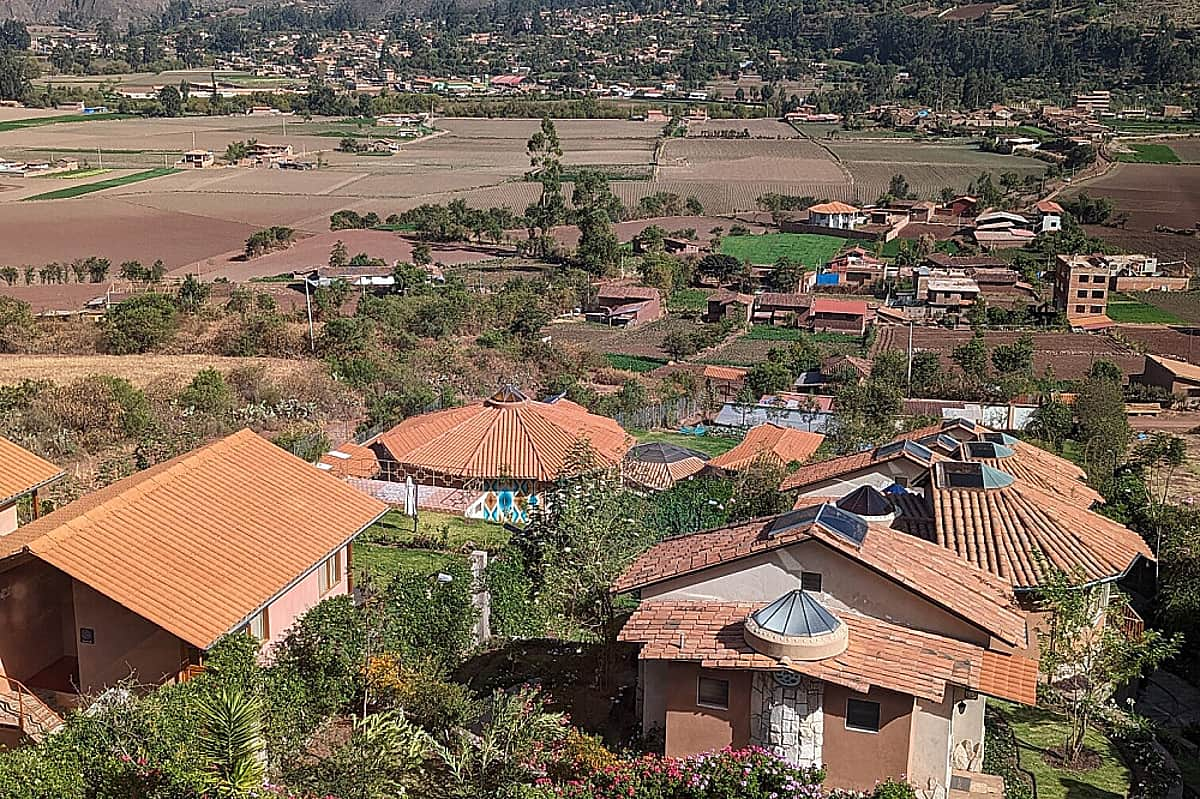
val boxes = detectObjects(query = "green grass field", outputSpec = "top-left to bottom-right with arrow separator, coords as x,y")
998,703 -> 1129,799
1116,143 -> 1181,164
746,325 -> 861,344
354,509 -> 508,583
605,353 -> 668,372
668,288 -> 711,312
1106,293 -> 1185,324
23,168 -> 177,201
720,233 -> 845,267
630,429 -> 741,457
0,113 -> 134,132
38,168 -> 110,180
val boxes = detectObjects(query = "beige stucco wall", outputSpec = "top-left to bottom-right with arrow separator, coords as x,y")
645,539 -> 990,647
907,688 -> 987,796
798,459 -> 930,500
73,581 -> 185,693
0,502 -> 17,536
823,684 -> 914,791
0,558 -> 74,682
663,662 -> 751,757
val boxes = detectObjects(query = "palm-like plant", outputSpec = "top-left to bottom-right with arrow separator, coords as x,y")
196,685 -> 266,798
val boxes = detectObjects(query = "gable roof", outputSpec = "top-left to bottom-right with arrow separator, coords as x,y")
708,424 -> 824,472
0,430 -> 387,650
811,297 -> 869,316
372,389 -> 634,483
779,439 -> 939,492
317,441 -> 381,479
619,600 -> 1035,704
809,201 -> 860,214
0,437 -> 64,506
1148,354 -> 1200,384
614,509 -> 1027,647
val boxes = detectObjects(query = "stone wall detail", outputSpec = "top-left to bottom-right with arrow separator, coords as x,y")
749,672 -> 824,766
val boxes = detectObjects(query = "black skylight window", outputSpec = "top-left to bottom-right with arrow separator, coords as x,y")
940,461 -> 1015,490
764,503 -> 868,547
962,441 -> 1016,460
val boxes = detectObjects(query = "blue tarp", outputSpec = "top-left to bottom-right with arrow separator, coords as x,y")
816,273 -> 840,285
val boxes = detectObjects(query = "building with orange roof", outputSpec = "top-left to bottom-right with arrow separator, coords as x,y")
805,201 -> 864,230
0,430 -> 386,712
0,437 -> 63,535
707,423 -> 823,473
365,387 -> 634,522
614,504 -> 1036,793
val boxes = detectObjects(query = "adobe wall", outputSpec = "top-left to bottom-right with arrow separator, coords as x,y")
73,581 -> 183,693
0,559 -> 73,682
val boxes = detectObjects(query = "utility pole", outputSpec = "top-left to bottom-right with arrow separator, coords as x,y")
304,277 -> 316,352
906,321 -> 914,391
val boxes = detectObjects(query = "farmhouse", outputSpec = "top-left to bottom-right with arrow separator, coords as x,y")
0,437 -> 63,535
585,284 -> 663,326
1033,200 -> 1063,234
1134,355 -> 1200,406
1053,254 -> 1112,326
807,297 -> 872,335
177,149 -> 215,169
703,290 -> 753,323
614,503 -> 1036,794
821,247 -> 886,288
0,430 -> 386,741
752,292 -> 809,326
363,387 -> 634,522
917,271 -> 980,313
804,201 -> 864,231
972,211 -> 1036,249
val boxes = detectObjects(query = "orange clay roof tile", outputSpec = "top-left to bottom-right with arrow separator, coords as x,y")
614,512 -> 1027,647
317,442 -> 381,479
372,392 -> 633,482
0,437 -> 64,505
709,424 -> 824,472
619,600 -> 1035,704
0,429 -> 387,650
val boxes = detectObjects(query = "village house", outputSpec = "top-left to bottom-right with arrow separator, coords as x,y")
1134,355 -> 1200,407
622,442 -> 711,491
804,202 -> 864,231
1053,254 -> 1113,329
808,297 -> 872,336
972,211 -> 1036,250
820,248 -> 887,288
585,284 -> 663,326
177,149 -> 215,169
752,292 -> 810,326
0,437 -> 63,536
614,501 -> 1037,796
0,430 -> 386,743
361,387 -> 633,522
917,271 -> 981,314
1033,200 -> 1063,234
703,290 -> 753,324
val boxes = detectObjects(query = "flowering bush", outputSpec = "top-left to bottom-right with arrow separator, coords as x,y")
542,746 -> 827,799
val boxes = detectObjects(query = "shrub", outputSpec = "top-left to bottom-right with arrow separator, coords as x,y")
486,547 -> 546,638
872,778 -> 918,799
0,295 -> 35,353
364,653 -> 477,731
272,423 -> 331,463
102,293 -> 178,354
178,368 -> 235,415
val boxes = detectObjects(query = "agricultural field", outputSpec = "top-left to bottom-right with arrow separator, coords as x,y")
1115,143 -> 1181,164
1106,293 -> 1185,324
1117,326 -> 1200,364
686,118 -> 799,138
719,232 -> 846,267
659,138 -> 846,183
874,326 -> 1145,380
23,168 -> 177,201
1071,163 -> 1200,265
0,353 -> 315,387
546,316 -> 700,360
1123,291 -> 1200,324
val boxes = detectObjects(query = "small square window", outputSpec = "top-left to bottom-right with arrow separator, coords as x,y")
846,698 -> 881,732
801,572 -> 823,592
697,676 -> 730,710
247,609 -> 269,642
1091,290 -> 1104,299
1091,306 -> 1103,314
1076,290 -> 1087,298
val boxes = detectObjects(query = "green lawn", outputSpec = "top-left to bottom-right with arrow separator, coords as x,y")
746,325 -> 861,345
1016,125 -> 1057,140
0,112 -> 134,132
1116,143 -> 1181,164
23,168 -> 177,201
37,168 -> 110,180
1106,293 -> 1185,324
1000,703 -> 1130,799
354,509 -> 508,583
630,428 -> 742,457
720,233 -> 845,267
668,288 -> 711,312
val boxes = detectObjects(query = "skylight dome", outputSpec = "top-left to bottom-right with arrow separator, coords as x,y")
743,589 -> 848,661
960,441 -> 1016,460
938,461 -> 1015,490
836,485 -> 897,523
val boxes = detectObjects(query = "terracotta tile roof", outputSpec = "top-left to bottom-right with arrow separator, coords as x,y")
0,430 -> 388,650
614,511 -> 1027,646
1148,354 -> 1200,384
1066,313 -> 1115,331
810,297 -> 869,316
372,390 -> 634,483
980,650 -> 1038,705
779,442 -> 939,492
924,471 -> 1151,589
756,292 -> 810,309
809,201 -> 860,214
973,440 -> 1102,506
622,449 -> 708,491
317,442 -> 381,479
0,437 -> 64,505
708,424 -> 824,472
702,365 -> 747,382
619,600 -> 1034,704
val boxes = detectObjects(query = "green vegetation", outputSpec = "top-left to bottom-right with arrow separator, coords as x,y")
354,509 -> 509,583
44,168 -> 110,180
0,112 -> 133,132
355,543 -> 456,580
1015,125 -> 1057,139
604,353 -> 667,372
1106,293 -> 1184,324
746,325 -> 860,344
719,233 -> 845,267
998,703 -> 1130,799
22,168 -> 176,201
1115,143 -> 1181,164
667,288 -> 711,312
631,428 -> 741,456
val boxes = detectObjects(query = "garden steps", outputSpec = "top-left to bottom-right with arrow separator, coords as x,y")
0,679 -> 64,742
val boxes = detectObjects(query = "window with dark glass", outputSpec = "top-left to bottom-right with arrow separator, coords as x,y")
697,676 -> 730,709
801,571 -> 823,592
846,698 -> 881,732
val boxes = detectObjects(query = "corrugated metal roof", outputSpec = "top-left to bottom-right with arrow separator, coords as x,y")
0,437 -> 64,506
0,430 -> 387,649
